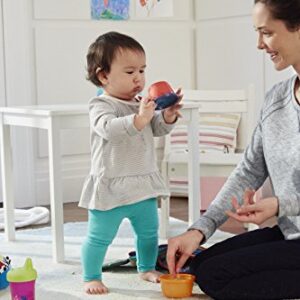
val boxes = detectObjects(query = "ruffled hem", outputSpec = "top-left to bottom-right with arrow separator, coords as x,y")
79,172 -> 170,210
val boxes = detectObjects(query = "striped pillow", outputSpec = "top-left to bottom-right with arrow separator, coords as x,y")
170,113 -> 241,153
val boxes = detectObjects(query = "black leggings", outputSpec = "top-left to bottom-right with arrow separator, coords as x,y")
190,226 -> 300,300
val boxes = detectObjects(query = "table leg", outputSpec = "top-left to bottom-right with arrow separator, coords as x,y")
48,117 -> 64,262
159,196 -> 170,239
187,108 -> 200,226
159,156 -> 169,238
0,114 -> 15,240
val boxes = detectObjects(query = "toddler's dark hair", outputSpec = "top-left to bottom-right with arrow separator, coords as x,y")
86,31 -> 145,87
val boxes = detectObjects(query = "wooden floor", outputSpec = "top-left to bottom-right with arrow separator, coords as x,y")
10,196 -> 275,235
61,197 -> 256,235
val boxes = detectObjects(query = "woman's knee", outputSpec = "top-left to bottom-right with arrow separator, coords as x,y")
193,256 -> 232,297
193,259 -> 215,287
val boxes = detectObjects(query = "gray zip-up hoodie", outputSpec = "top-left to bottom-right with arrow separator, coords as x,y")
190,75 -> 300,242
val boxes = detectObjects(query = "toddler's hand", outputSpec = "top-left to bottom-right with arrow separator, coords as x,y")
163,88 -> 183,124
134,97 -> 156,130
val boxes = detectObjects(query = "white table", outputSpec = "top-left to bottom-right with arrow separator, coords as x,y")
0,103 -> 200,262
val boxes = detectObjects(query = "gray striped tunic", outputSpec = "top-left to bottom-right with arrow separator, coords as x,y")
79,95 -> 174,210
191,75 -> 300,242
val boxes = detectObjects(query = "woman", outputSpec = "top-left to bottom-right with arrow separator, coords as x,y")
167,1 -> 300,299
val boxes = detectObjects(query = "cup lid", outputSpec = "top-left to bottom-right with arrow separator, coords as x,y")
148,81 -> 174,99
7,258 -> 37,282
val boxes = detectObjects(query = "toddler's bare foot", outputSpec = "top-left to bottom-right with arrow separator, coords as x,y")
140,270 -> 162,283
84,280 -> 109,295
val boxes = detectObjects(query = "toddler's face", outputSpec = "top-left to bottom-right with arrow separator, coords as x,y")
101,49 -> 146,100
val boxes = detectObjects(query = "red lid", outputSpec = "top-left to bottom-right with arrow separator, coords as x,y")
148,81 -> 174,99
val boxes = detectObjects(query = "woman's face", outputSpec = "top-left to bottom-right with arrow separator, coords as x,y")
253,2 -> 300,72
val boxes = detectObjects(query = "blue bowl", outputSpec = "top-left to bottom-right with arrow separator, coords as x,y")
0,268 -> 9,290
155,93 -> 179,110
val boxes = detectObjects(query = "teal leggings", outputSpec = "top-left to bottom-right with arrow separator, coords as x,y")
81,198 -> 158,281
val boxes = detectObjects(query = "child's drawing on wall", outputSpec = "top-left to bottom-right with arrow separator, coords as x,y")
136,0 -> 173,18
91,0 -> 129,20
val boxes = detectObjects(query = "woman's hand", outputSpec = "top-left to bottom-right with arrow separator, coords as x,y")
225,189 -> 279,225
167,229 -> 203,275
162,88 -> 183,124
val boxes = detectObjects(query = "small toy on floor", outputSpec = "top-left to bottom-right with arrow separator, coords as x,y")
148,81 -> 179,110
7,257 -> 37,300
102,244 -> 206,273
0,255 -> 11,290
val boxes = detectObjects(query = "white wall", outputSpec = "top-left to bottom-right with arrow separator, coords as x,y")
0,0 -> 5,204
1,0 -> 36,207
0,0 -> 294,207
0,0 -> 5,107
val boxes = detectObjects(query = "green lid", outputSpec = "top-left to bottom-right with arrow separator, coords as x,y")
7,258 -> 37,283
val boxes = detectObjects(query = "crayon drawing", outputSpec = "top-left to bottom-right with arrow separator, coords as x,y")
136,0 -> 173,18
91,0 -> 129,20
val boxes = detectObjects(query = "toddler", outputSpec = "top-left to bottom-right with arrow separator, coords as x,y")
79,31 -> 182,295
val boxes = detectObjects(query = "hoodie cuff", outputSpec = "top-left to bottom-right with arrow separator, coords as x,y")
277,194 -> 300,217
188,216 -> 217,245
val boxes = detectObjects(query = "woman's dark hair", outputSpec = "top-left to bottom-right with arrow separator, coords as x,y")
254,0 -> 300,31
86,31 -> 145,87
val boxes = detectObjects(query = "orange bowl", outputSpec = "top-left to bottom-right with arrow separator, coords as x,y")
160,274 -> 195,298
